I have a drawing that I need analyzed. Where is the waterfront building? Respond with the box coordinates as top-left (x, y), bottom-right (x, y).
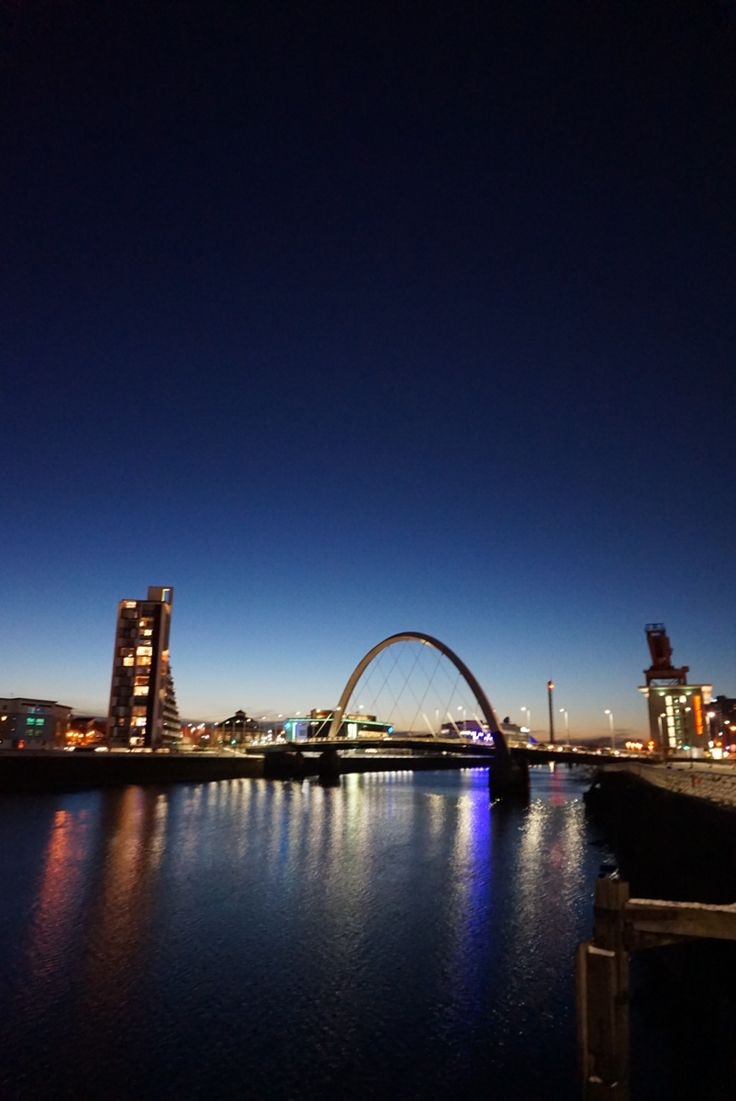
top-left (107, 586), bottom-right (180, 750)
top-left (161, 668), bottom-right (183, 748)
top-left (0, 698), bottom-right (72, 748)
top-left (215, 709), bottom-right (261, 746)
top-left (707, 695), bottom-right (736, 751)
top-left (66, 715), bottom-right (107, 746)
top-left (284, 709), bottom-right (392, 741)
top-left (639, 683), bottom-right (713, 755)
top-left (639, 623), bottom-right (711, 754)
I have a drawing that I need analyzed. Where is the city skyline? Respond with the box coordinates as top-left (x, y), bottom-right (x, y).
top-left (1, 4), bottom-right (734, 739)
top-left (0, 579), bottom-right (727, 740)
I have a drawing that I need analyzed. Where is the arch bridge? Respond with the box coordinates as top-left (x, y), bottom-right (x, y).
top-left (259, 632), bottom-right (634, 794)
top-left (322, 631), bottom-right (528, 796)
top-left (326, 631), bottom-right (511, 765)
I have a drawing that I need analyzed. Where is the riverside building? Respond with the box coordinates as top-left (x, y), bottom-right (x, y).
top-left (639, 623), bottom-right (712, 755)
top-left (107, 586), bottom-right (181, 749)
top-left (0, 698), bottom-right (72, 748)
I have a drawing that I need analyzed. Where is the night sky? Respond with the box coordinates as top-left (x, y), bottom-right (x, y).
top-left (2, 2), bottom-right (734, 737)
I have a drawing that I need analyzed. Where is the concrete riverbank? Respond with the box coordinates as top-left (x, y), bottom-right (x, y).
top-left (0, 748), bottom-right (494, 793)
top-left (0, 749), bottom-right (265, 792)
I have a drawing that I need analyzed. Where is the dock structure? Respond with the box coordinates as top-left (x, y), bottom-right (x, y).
top-left (577, 876), bottom-right (736, 1099)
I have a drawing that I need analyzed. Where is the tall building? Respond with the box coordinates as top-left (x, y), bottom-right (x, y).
top-left (639, 623), bottom-right (712, 756)
top-left (107, 586), bottom-right (180, 749)
top-left (161, 667), bottom-right (183, 748)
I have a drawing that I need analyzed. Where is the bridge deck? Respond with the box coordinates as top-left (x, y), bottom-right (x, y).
top-left (249, 737), bottom-right (643, 769)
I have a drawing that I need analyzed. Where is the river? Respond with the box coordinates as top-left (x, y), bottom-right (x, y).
top-left (0, 766), bottom-right (728, 1099)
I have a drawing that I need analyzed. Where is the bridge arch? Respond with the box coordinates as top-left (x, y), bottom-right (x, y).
top-left (327, 631), bottom-right (510, 762)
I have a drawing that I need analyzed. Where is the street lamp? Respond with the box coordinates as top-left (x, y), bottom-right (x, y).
top-left (604, 709), bottom-right (615, 752)
top-left (559, 707), bottom-right (569, 743)
top-left (547, 680), bottom-right (555, 745)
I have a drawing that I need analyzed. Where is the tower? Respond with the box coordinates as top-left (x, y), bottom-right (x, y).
top-left (107, 586), bottom-right (179, 749)
top-left (638, 624), bottom-right (711, 757)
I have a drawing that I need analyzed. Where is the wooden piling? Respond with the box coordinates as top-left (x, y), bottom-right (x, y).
top-left (577, 878), bottom-right (630, 1098)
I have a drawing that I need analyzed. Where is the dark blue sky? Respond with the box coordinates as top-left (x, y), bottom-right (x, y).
top-left (2, 2), bottom-right (734, 736)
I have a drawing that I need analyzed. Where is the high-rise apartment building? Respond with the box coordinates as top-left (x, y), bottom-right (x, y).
top-left (107, 586), bottom-right (181, 749)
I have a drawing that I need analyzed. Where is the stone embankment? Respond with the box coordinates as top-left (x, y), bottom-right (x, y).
top-left (585, 759), bottom-right (736, 901)
top-left (610, 760), bottom-right (736, 809)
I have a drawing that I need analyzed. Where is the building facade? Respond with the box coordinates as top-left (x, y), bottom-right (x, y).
top-left (639, 623), bottom-right (712, 755)
top-left (639, 682), bottom-right (713, 755)
top-left (107, 586), bottom-right (181, 749)
top-left (215, 710), bottom-right (261, 746)
top-left (0, 698), bottom-right (72, 748)
top-left (284, 709), bottom-right (393, 741)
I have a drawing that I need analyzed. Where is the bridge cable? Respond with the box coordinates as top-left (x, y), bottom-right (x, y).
top-left (441, 668), bottom-right (464, 737)
top-left (390, 642), bottom-right (427, 733)
top-left (405, 646), bottom-right (445, 736)
top-left (379, 642), bottom-right (431, 735)
top-left (354, 644), bottom-right (403, 725)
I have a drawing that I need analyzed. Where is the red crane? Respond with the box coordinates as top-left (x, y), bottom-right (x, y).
top-left (643, 623), bottom-right (689, 686)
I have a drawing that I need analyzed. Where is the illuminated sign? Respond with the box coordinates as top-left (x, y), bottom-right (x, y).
top-left (693, 694), bottom-right (704, 735)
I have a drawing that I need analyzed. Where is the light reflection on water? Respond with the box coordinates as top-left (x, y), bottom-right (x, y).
top-left (0, 768), bottom-right (607, 1099)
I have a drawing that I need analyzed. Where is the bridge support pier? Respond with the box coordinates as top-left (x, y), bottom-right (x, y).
top-left (489, 755), bottom-right (529, 801)
top-left (317, 746), bottom-right (341, 786)
top-left (263, 749), bottom-right (307, 780)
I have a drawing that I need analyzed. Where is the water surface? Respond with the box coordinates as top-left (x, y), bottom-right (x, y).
top-left (0, 768), bottom-right (607, 1098)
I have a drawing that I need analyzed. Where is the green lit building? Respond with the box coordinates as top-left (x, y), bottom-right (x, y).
top-left (640, 623), bottom-right (712, 756)
top-left (284, 709), bottom-right (392, 741)
top-left (0, 697), bottom-right (72, 748)
top-left (639, 682), bottom-right (713, 755)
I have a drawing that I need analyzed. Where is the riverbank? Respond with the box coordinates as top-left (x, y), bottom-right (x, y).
top-left (585, 764), bottom-right (736, 902)
top-left (604, 758), bottom-right (736, 808)
top-left (0, 748), bottom-right (496, 793)
top-left (0, 749), bottom-right (264, 792)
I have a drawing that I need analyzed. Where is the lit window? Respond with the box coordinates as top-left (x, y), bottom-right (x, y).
top-left (137, 655), bottom-right (152, 667)
top-left (136, 646), bottom-right (152, 656)
top-left (135, 686), bottom-right (149, 696)
top-left (123, 656), bottom-right (134, 667)
top-left (135, 718), bottom-right (147, 728)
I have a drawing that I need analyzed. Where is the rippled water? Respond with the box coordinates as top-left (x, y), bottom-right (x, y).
top-left (0, 768), bottom-right (609, 1099)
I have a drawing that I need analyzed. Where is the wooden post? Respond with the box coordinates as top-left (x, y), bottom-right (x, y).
top-left (578, 878), bottom-right (630, 1098)
top-left (579, 879), bottom-right (736, 1097)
